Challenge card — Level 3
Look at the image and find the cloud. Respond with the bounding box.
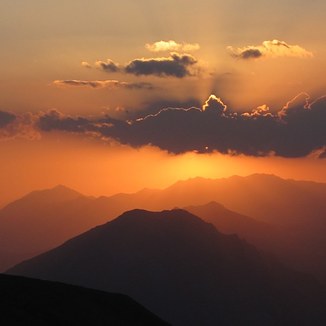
[95,59,120,72]
[319,149,326,159]
[228,39,313,59]
[145,40,200,52]
[133,98,202,118]
[81,61,92,68]
[35,93,326,158]
[124,53,198,78]
[53,80,154,90]
[233,48,263,60]
[202,95,227,115]
[38,109,93,133]
[94,53,198,78]
[0,111,16,128]
[0,111,40,141]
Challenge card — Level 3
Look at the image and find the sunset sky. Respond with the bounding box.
[1,0,326,205]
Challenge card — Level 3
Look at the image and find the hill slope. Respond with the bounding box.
[0,273,169,325]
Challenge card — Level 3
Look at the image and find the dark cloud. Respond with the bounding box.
[36,94,326,158]
[95,53,198,78]
[237,48,263,59]
[38,110,93,133]
[53,80,154,90]
[124,53,197,78]
[319,150,326,159]
[95,59,120,72]
[0,111,39,140]
[0,111,16,128]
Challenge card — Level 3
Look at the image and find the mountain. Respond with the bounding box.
[0,273,169,325]
[0,185,160,271]
[114,174,326,283]
[88,174,326,229]
[184,201,284,250]
[183,201,321,281]
[8,209,326,326]
[0,185,116,271]
[148,174,326,226]
[105,175,326,284]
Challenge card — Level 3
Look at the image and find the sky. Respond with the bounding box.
[0,0,325,205]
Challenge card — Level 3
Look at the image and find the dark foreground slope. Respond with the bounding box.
[8,209,326,326]
[0,274,169,326]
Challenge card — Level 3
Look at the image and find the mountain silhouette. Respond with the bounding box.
[8,209,326,326]
[0,273,169,325]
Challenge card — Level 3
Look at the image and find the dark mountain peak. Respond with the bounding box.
[119,208,198,219]
[112,208,214,232]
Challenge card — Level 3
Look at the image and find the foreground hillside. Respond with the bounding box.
[0,273,169,325]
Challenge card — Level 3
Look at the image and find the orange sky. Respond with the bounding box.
[0,0,325,206]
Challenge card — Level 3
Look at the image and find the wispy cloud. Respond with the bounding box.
[228,39,313,59]
[145,40,200,52]
[81,61,92,69]
[53,79,154,90]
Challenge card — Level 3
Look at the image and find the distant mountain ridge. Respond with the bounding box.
[8,209,326,326]
[1,173,326,284]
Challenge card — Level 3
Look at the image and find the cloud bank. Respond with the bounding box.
[33,93,326,158]
[228,39,313,59]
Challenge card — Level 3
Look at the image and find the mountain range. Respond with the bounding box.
[1,174,326,284]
